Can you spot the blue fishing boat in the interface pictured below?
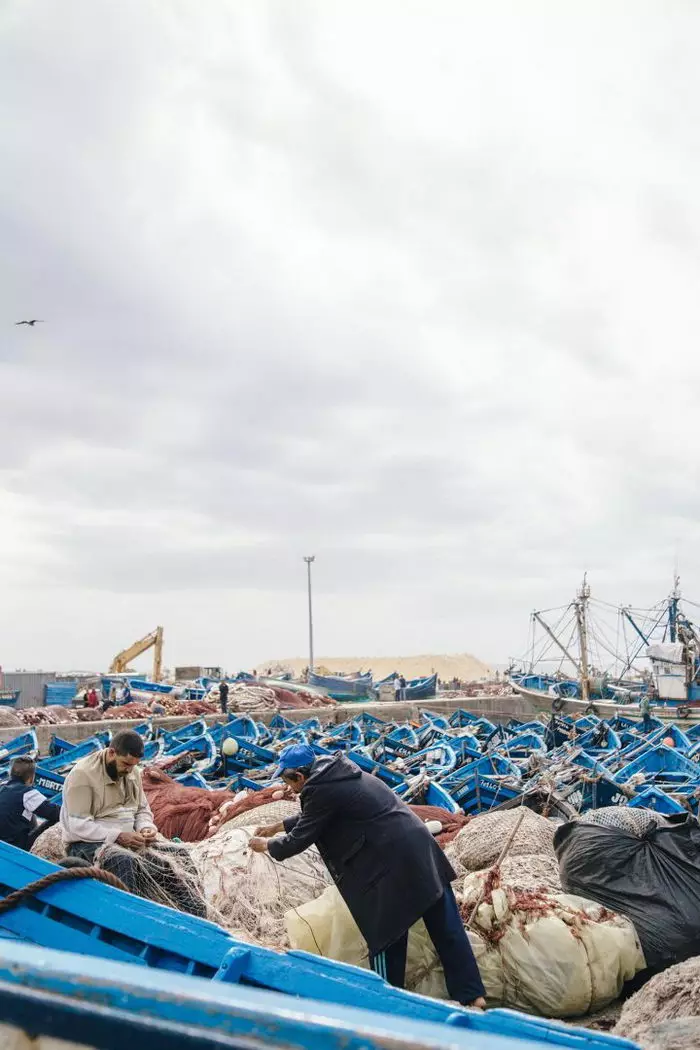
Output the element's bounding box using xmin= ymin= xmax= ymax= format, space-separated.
xmin=0 ymin=731 xmax=38 ymax=779
xmin=308 ymin=670 xmax=374 ymax=701
xmin=0 ymin=935 xmax=637 ymax=1049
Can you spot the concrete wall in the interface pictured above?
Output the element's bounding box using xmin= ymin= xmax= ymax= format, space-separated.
xmin=0 ymin=692 xmax=536 ymax=756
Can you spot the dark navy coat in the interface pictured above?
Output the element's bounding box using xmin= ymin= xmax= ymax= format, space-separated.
xmin=268 ymin=752 xmax=456 ymax=955
xmin=0 ymin=778 xmax=60 ymax=851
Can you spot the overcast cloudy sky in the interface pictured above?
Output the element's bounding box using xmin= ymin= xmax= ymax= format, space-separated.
xmin=2 ymin=1 xmax=700 ymax=673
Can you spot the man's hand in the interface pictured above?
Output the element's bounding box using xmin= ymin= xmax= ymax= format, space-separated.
xmin=249 ymin=836 xmax=269 ymax=853
xmin=116 ymin=831 xmax=146 ymax=850
xmin=255 ymin=822 xmax=284 ymax=838
xmin=140 ymin=827 xmax=158 ymax=844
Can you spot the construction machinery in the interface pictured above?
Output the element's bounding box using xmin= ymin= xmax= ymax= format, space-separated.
xmin=109 ymin=626 xmax=164 ymax=681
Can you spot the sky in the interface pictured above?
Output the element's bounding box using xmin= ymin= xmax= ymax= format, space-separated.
xmin=2 ymin=1 xmax=700 ymax=674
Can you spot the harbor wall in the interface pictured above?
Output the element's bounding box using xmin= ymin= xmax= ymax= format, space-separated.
xmin=0 ymin=693 xmax=536 ymax=755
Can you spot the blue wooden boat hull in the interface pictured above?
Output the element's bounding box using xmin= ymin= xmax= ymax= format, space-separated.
xmin=309 ymin=671 xmax=373 ymax=700
xmin=0 ymin=939 xmax=638 ymax=1050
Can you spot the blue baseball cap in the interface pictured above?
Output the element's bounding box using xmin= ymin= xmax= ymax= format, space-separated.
xmin=274 ymin=742 xmax=316 ymax=778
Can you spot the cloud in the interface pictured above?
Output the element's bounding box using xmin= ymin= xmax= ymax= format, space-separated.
xmin=2 ymin=1 xmax=700 ymax=671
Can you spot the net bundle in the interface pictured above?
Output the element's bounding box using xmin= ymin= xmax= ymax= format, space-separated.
xmin=445 ymin=807 xmax=558 ymax=876
xmin=615 ymin=957 xmax=700 ymax=1050
xmin=577 ymin=806 xmax=670 ymax=836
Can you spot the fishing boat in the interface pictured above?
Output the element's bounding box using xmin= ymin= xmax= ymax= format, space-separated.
xmin=0 ymin=867 xmax=636 ymax=1049
xmin=308 ymin=670 xmax=374 ymax=701
xmin=510 ymin=575 xmax=700 ymax=722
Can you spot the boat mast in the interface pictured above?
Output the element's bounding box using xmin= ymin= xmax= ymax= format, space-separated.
xmin=669 ymin=574 xmax=680 ymax=643
xmin=532 ymin=611 xmax=583 ymax=676
xmin=575 ymin=575 xmax=591 ymax=705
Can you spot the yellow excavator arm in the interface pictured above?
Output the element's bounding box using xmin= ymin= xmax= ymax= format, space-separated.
xmin=109 ymin=626 xmax=164 ymax=681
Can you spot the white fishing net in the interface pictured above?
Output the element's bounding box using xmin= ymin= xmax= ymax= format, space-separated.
xmin=497 ymin=852 xmax=562 ymax=893
xmin=220 ymin=799 xmax=299 ymax=832
xmin=188 ymin=823 xmax=330 ymax=946
xmin=615 ymin=956 xmax=700 ymax=1050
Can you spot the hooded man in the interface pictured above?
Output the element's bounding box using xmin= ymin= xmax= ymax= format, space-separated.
xmin=250 ymin=744 xmax=485 ymax=1008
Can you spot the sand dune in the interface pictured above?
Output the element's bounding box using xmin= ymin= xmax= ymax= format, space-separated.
xmin=262 ymin=653 xmax=492 ymax=681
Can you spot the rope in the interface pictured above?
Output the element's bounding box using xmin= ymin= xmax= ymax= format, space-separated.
xmin=0 ymin=866 xmax=128 ymax=915
xmin=465 ymin=809 xmax=527 ymax=928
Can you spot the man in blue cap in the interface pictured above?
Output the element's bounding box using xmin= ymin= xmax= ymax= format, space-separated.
xmin=250 ymin=743 xmax=486 ymax=1008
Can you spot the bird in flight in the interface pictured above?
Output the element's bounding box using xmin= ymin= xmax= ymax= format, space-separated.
xmin=15 ymin=319 xmax=44 ymax=326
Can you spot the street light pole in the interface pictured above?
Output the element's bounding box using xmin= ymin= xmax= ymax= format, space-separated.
xmin=303 ymin=556 xmax=315 ymax=673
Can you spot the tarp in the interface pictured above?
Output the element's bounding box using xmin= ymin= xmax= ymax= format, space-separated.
xmin=555 ymin=812 xmax=700 ymax=970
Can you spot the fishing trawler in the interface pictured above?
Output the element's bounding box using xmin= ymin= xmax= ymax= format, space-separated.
xmin=510 ymin=576 xmax=700 ymax=722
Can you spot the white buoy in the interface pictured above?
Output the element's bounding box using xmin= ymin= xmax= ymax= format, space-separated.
xmin=222 ymin=737 xmax=239 ymax=756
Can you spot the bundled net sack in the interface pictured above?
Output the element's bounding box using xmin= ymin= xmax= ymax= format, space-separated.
xmin=578 ymin=806 xmax=670 ymax=834
xmin=142 ymin=767 xmax=235 ymax=842
xmin=615 ymin=957 xmax=700 ymax=1050
xmin=286 ymin=865 xmax=643 ymax=1016
xmin=457 ymin=868 xmax=644 ymax=1015
xmin=445 ymin=808 xmax=557 ymax=875
xmin=555 ymin=809 xmax=700 ymax=970
xmin=229 ymin=686 xmax=279 ymax=713
xmin=30 ymin=824 xmax=65 ymax=863
xmin=284 ymin=883 xmax=473 ymax=1000
xmin=188 ymin=823 xmax=329 ymax=946
xmin=0 ymin=708 xmax=21 ymax=728
xmin=498 ymin=852 xmax=562 ymax=893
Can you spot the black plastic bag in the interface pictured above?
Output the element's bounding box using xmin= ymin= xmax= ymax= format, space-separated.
xmin=554 ymin=813 xmax=700 ymax=970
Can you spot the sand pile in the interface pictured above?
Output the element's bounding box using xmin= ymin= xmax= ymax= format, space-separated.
xmin=615 ymin=957 xmax=700 ymax=1050
xmin=264 ymin=653 xmax=492 ymax=681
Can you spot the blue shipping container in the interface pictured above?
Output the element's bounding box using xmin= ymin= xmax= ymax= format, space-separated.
xmin=44 ymin=682 xmax=78 ymax=706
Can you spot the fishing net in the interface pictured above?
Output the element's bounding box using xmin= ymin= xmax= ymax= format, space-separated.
xmin=578 ymin=806 xmax=670 ymax=836
xmin=408 ymin=805 xmax=470 ymax=846
xmin=444 ymin=808 xmax=558 ymax=875
xmin=497 ymin=853 xmax=562 ymax=893
xmin=142 ymin=767 xmax=235 ymax=841
xmin=615 ymin=957 xmax=700 ymax=1050
xmin=219 ymin=799 xmax=299 ymax=832
xmin=456 ymin=870 xmax=645 ymax=1016
xmin=95 ymin=840 xmax=208 ymax=917
xmin=210 ymin=785 xmax=298 ymax=834
xmin=31 ymin=827 xmax=211 ymax=921
xmin=188 ymin=823 xmax=329 ymax=946
xmin=0 ymin=709 xmax=21 ymax=728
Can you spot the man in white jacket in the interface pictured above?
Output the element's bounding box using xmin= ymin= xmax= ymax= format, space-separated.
xmin=60 ymin=730 xmax=205 ymax=916
xmin=60 ymin=730 xmax=157 ymax=856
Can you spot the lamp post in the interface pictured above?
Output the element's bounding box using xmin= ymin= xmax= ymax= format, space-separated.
xmin=303 ymin=556 xmax=315 ymax=674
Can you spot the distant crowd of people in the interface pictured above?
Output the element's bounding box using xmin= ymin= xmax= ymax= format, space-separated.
xmin=72 ymin=682 xmax=166 ymax=716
